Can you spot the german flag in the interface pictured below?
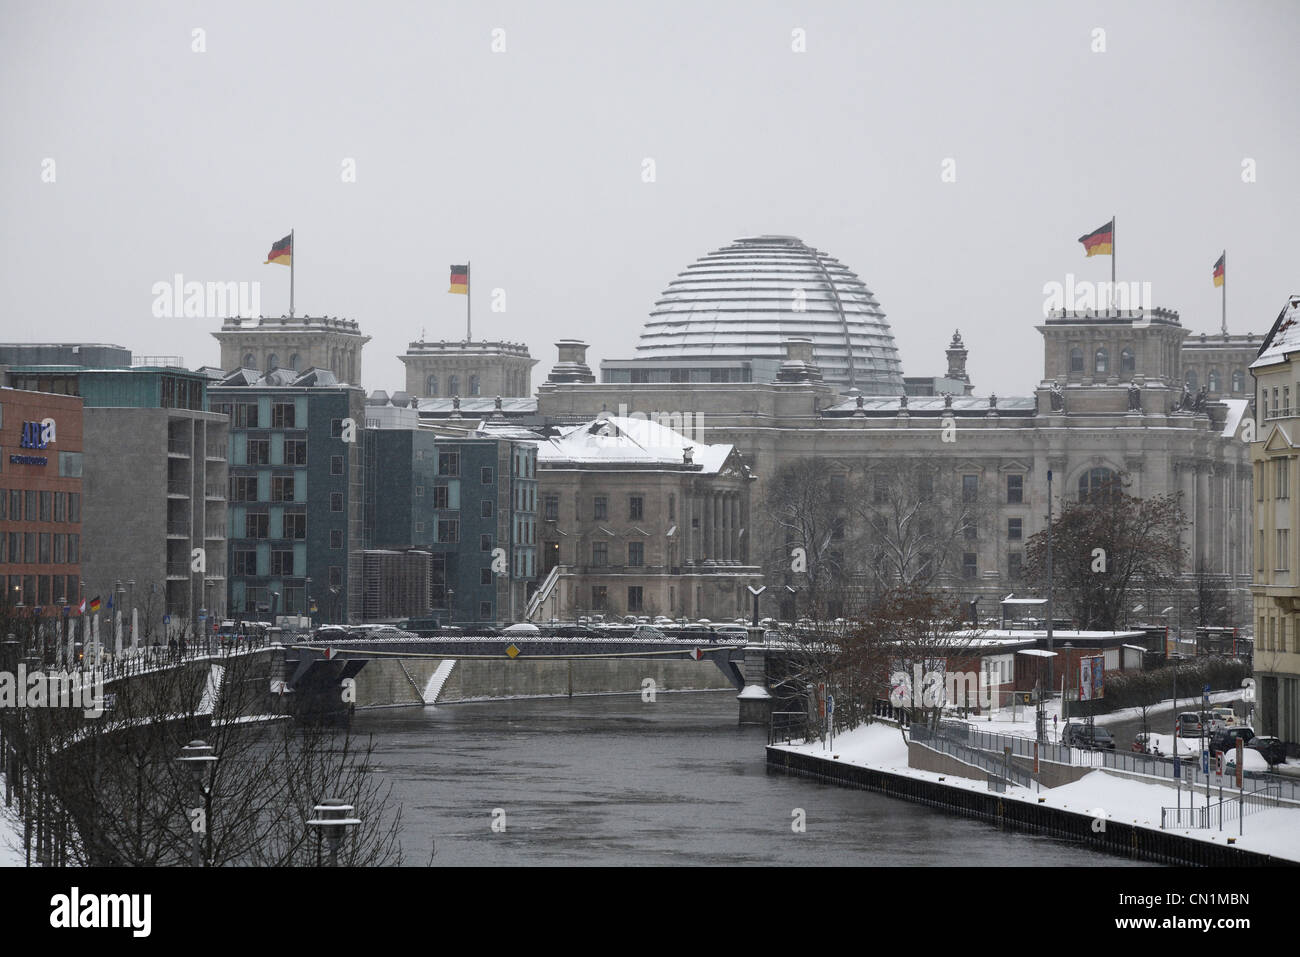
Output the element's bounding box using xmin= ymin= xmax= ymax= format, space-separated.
xmin=1078 ymin=220 xmax=1114 ymax=257
xmin=264 ymin=234 xmax=292 ymax=266
xmin=1213 ymin=253 xmax=1225 ymax=287
xmin=449 ymin=264 xmax=468 ymax=295
xmin=89 ymin=596 xmax=101 ymax=613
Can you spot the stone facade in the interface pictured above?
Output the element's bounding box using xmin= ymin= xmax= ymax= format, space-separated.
xmin=213 ymin=315 xmax=370 ymax=384
xmin=399 ymin=338 xmax=537 ymax=398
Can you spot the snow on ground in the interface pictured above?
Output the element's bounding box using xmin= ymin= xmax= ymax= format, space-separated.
xmin=0 ymin=775 xmax=24 ymax=867
xmin=966 ymin=689 xmax=1244 ymax=743
xmin=777 ymin=720 xmax=1300 ymax=862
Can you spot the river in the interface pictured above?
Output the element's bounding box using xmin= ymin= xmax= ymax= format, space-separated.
xmin=354 ymin=691 xmax=1151 ymax=866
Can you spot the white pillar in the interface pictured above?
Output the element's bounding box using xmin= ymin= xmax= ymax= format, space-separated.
xmin=132 ymin=608 xmax=139 ymax=652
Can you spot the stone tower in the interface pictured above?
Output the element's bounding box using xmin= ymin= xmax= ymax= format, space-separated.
xmin=212 ymin=315 xmax=370 ymax=384
xmin=399 ymin=337 xmax=538 ymax=398
xmin=946 ymin=330 xmax=969 ymax=384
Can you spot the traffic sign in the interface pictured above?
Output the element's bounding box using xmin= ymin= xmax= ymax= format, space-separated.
xmin=827 ymin=694 xmax=835 ymax=715
xmin=163 ymin=614 xmax=170 ymax=624
xmin=1202 ymin=749 xmax=1209 ymax=774
xmin=691 ymin=648 xmax=705 ymax=660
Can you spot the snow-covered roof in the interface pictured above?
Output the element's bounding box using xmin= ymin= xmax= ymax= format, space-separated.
xmin=537 ymin=415 xmax=737 ymax=473
xmin=1250 ymin=295 xmax=1300 ymax=370
xmin=1219 ymin=398 xmax=1250 ymax=437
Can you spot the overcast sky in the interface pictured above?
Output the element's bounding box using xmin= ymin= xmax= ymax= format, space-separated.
xmin=3 ymin=0 xmax=1297 ymax=395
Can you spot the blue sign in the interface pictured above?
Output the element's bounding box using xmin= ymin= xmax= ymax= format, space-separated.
xmin=163 ymin=614 xmax=171 ymax=624
xmin=1202 ymin=750 xmax=1210 ymax=773
xmin=1174 ymin=758 xmax=1181 ymax=779
xmin=827 ymin=694 xmax=835 ymax=715
xmin=19 ymin=421 xmax=50 ymax=450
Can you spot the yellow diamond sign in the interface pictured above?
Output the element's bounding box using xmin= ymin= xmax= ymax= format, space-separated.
xmin=505 ymin=644 xmax=521 ymax=659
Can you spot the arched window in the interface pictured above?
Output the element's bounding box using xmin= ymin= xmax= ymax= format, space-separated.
xmin=449 ymin=374 xmax=460 ymax=396
xmin=289 ymin=353 xmax=300 ymax=371
xmin=1185 ymin=368 xmax=1198 ymax=391
xmin=469 ymin=374 xmax=481 ymax=396
xmin=1095 ymin=348 xmax=1109 ymax=374
xmin=1078 ymin=467 xmax=1120 ymax=503
xmin=1208 ymin=368 xmax=1221 ymax=393
xmin=242 ymin=353 xmax=255 ymax=370
xmin=1069 ymin=348 xmax=1084 ymax=373
xmin=267 ymin=353 xmax=279 ymax=372
xmin=426 ymin=374 xmax=439 ymax=396
xmin=1120 ymin=348 xmax=1135 ymax=373
xmin=1231 ymin=369 xmax=1245 ymax=393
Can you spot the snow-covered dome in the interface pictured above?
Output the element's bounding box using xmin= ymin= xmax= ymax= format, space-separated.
xmin=634 ymin=235 xmax=905 ymax=393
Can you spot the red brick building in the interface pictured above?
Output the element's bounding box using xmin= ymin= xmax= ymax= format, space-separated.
xmin=0 ymin=388 xmax=84 ymax=616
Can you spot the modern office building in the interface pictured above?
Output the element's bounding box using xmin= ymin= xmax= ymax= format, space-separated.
xmin=1249 ymin=294 xmax=1300 ymax=744
xmin=210 ymin=367 xmax=366 ymax=623
xmin=363 ymin=393 xmax=537 ymax=625
xmin=3 ymin=361 xmax=228 ymax=639
xmin=0 ymin=387 xmax=84 ymax=623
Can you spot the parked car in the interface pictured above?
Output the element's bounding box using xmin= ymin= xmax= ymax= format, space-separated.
xmin=1246 ymin=735 xmax=1286 ymax=766
xmin=1132 ymin=731 xmax=1165 ymax=756
xmin=1210 ymin=707 xmax=1237 ymax=730
xmin=1176 ymin=712 xmax=1206 ymax=737
xmin=1209 ymin=726 xmax=1255 ymax=756
xmin=1066 ymin=723 xmax=1115 ymax=750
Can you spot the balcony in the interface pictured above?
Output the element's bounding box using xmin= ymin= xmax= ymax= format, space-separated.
xmin=205 ymin=526 xmax=225 ymax=540
xmin=205 ymin=483 xmax=225 ymax=500
xmin=167 ymin=479 xmax=191 ymax=497
xmin=205 ymin=441 xmax=227 ymax=461
xmin=166 ymin=521 xmax=189 ymax=537
xmin=166 ymin=561 xmax=191 ymax=579
xmin=167 ymin=437 xmax=191 ymax=457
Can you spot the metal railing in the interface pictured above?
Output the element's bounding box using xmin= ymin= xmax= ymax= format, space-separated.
xmin=167 ymin=438 xmax=191 ymax=454
xmin=166 ymin=521 xmax=189 ymax=536
xmin=1161 ymin=783 xmax=1281 ymax=830
xmin=769 ymin=711 xmax=810 ymax=745
xmin=909 ymin=722 xmax=1033 ymax=788
xmin=167 ymin=479 xmax=191 ymax=495
xmin=166 ymin=561 xmax=190 ymax=577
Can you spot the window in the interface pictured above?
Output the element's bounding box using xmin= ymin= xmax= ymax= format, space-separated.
xmin=437 ymin=520 xmax=459 ymax=543
xmin=1276 ymin=459 xmax=1290 ymax=500
xmin=918 ymin=471 xmax=934 ymax=500
xmin=1078 ymin=467 xmax=1119 ymax=503
xmin=1007 ymin=518 xmax=1022 ymax=541
xmin=1208 ymin=368 xmax=1221 ymax=393
xmin=415 ymin=485 xmax=424 ymax=497
xmin=592 ymin=542 xmax=608 ymax=566
xmin=289 ymin=353 xmax=299 ymax=371
xmin=230 ymin=476 xmax=257 ymax=501
xmin=480 ymin=568 xmax=494 ymax=586
xmin=246 ymin=513 xmax=268 ymax=539
xmin=594 ymin=496 xmax=608 ymax=520
xmin=482 ymin=500 xmax=492 ymax=518
xmin=543 ymin=495 xmax=559 ymax=521
xmin=53 ymin=534 xmax=65 ymax=563
xmin=627 ymin=587 xmax=644 ymax=613
xmin=481 ymin=467 xmax=493 ymax=484
xmin=963 ymin=521 xmax=977 ymax=541
xmin=1095 ymin=348 xmax=1108 ymax=374
xmin=285 ymin=439 xmax=307 ymax=465
xmin=324 ymin=454 xmax=341 ymax=478
xmin=242 ymin=353 xmax=255 ymax=370
xmin=58 ymin=452 xmax=83 ymax=477
xmin=39 ymin=534 xmax=50 ymax=563
xmin=961 ymin=474 xmax=978 ymax=503
xmin=469 ymin=374 xmax=480 ymax=396
xmin=591 ymin=586 xmax=608 ymax=610
xmin=330 ymin=529 xmax=343 ymax=549
xmin=1006 ymin=474 xmax=1023 ymax=504
xmin=235 ymin=403 xmax=259 ymax=428
xmin=67 ymin=534 xmax=78 ymax=562
xmin=448 ymin=375 xmax=460 ymax=396
xmin=1287 ymin=387 xmax=1293 ymax=417
xmin=26 ymin=491 xmax=37 ymax=521
xmin=629 ymin=496 xmax=644 ymax=520
xmin=478 ymin=601 xmax=492 ymax=620
xmin=1277 ymin=529 xmax=1290 ymax=572
xmin=272 ymin=475 xmax=295 ymax=502
xmin=330 ymin=419 xmax=345 ymax=438
xmin=668 ymin=494 xmax=675 ymax=521
xmin=439 ymin=453 xmax=460 ymax=476
xmin=39 ymin=491 xmax=51 ymax=522
xmin=68 ymin=493 xmax=80 ymax=523
xmin=1186 ymin=369 xmax=1199 ymax=391
xmin=233 ymin=549 xmax=256 ymax=576
xmin=1069 ymin=348 xmax=1083 ymax=373
xmin=284 ymin=513 xmax=306 ymax=539
xmin=962 ymin=553 xmax=977 ymax=580
xmin=267 ymin=354 xmax=280 ymax=372
xmin=433 ymin=486 xmax=450 ymax=509
xmin=481 ymin=534 xmax=492 ymax=552
xmin=426 ymin=374 xmax=439 ymax=396
xmin=1121 ymin=348 xmax=1135 ymax=373
xmin=272 ymin=402 xmax=295 ymax=428
xmin=330 ymin=493 xmax=343 ymax=512
xmin=1232 ymin=369 xmax=1245 ymax=393
xmin=271 ymin=549 xmax=294 ymax=576
xmin=328 ymin=566 xmax=343 ymax=587
xmin=248 ymin=439 xmax=269 ymax=465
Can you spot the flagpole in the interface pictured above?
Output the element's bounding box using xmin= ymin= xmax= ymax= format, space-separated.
xmin=290 ymin=228 xmax=295 ymax=318
xmin=466 ymin=260 xmax=472 ymax=340
xmin=1221 ymin=250 xmax=1227 ymax=335
xmin=1111 ymin=214 xmax=1116 ymax=316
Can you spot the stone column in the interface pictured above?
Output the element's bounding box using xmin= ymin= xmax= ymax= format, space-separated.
xmin=730 ymin=494 xmax=740 ymax=563
xmin=722 ymin=492 xmax=732 ymax=562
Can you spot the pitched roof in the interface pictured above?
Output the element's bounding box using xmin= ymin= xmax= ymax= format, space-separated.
xmin=1249 ymin=295 xmax=1300 ymax=370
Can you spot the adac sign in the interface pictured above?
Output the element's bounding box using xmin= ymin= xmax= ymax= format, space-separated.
xmin=19 ymin=419 xmax=56 ymax=449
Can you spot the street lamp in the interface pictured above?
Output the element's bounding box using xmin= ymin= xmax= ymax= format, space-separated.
xmin=306 ymin=797 xmax=361 ymax=866
xmin=176 ymin=740 xmax=217 ymax=867
xmin=447 ymin=587 xmax=456 ymax=627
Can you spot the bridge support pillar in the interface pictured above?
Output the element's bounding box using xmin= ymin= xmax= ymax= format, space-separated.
xmin=737 ymin=643 xmax=772 ymax=726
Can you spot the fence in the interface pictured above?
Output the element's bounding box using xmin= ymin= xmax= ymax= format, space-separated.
xmin=770 ymin=711 xmax=810 ymax=746
xmin=1160 ymin=783 xmax=1281 ymax=830
xmin=908 ymin=722 xmax=1033 ymax=789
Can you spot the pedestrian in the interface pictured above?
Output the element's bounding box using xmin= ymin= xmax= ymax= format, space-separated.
xmin=168 ymin=635 xmax=178 ymax=660
xmin=179 ymin=635 xmax=187 ymax=657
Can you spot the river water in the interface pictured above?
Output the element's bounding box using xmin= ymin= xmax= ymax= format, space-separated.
xmin=354 ymin=691 xmax=1150 ymax=866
